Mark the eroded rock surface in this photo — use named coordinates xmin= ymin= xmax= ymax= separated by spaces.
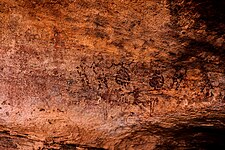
xmin=0 ymin=0 xmax=224 ymax=149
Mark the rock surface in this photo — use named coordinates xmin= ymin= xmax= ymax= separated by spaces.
xmin=0 ymin=0 xmax=224 ymax=149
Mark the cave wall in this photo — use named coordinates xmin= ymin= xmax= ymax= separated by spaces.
xmin=0 ymin=0 xmax=224 ymax=149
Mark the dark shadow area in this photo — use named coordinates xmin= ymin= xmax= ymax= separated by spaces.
xmin=112 ymin=113 xmax=225 ymax=150
xmin=177 ymin=39 xmax=224 ymax=62
xmin=171 ymin=39 xmax=225 ymax=73
xmin=168 ymin=0 xmax=225 ymax=35
xmin=141 ymin=115 xmax=225 ymax=150
xmin=154 ymin=125 xmax=225 ymax=150
xmin=193 ymin=0 xmax=225 ymax=36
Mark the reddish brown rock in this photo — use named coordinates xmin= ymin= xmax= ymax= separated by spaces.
xmin=0 ymin=0 xmax=224 ymax=149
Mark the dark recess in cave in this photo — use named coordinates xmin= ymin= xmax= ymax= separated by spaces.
xmin=168 ymin=0 xmax=225 ymax=35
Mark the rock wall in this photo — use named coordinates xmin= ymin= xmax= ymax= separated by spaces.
xmin=0 ymin=0 xmax=224 ymax=149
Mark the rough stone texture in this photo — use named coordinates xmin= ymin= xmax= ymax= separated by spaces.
xmin=0 ymin=0 xmax=224 ymax=149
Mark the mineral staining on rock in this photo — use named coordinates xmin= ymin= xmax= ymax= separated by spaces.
xmin=0 ymin=0 xmax=224 ymax=149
